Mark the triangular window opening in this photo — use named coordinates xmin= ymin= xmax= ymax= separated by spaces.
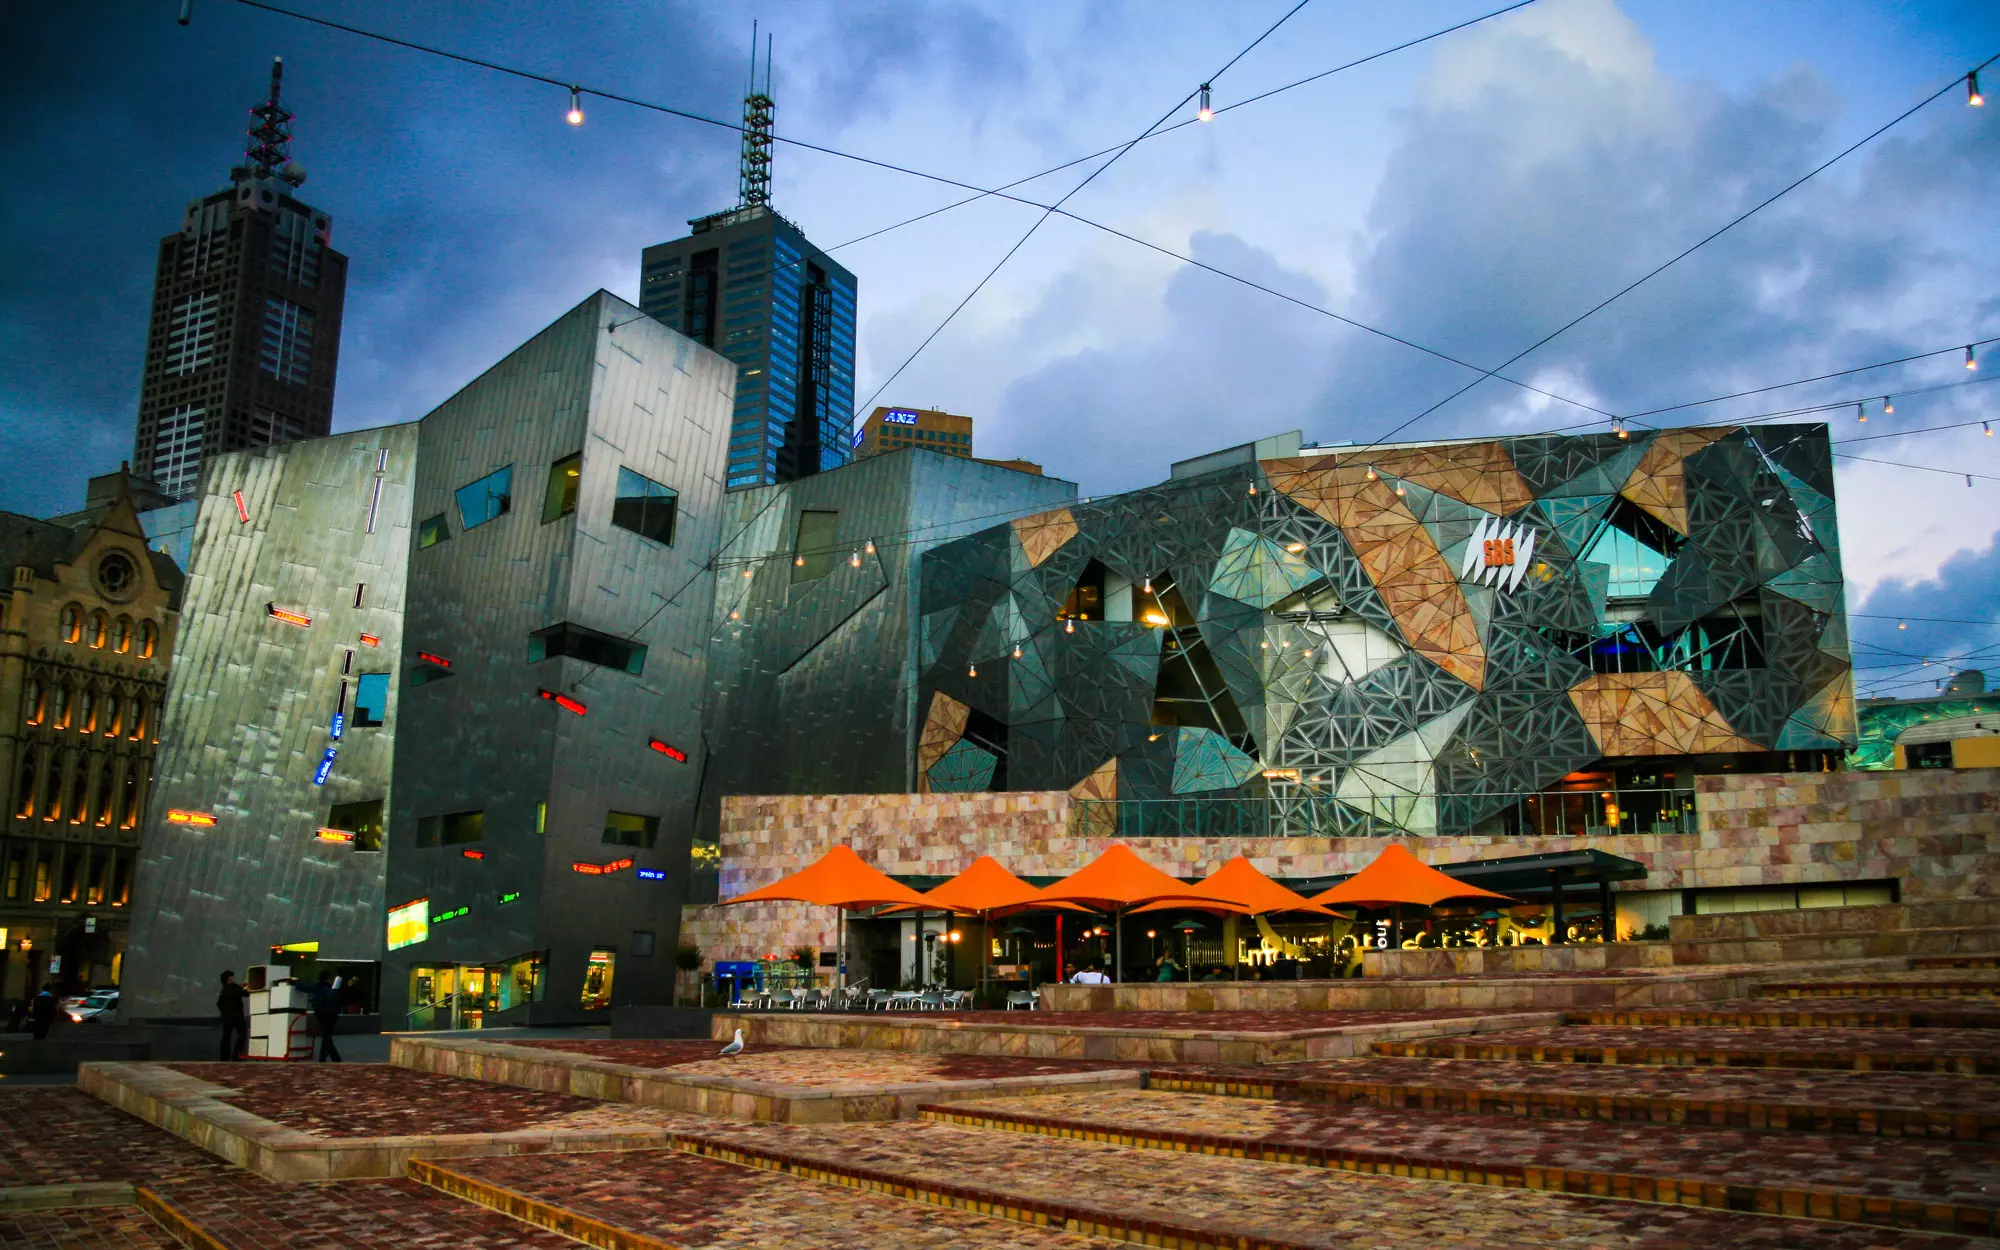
xmin=1057 ymin=558 xmax=1108 ymax=621
xmin=1148 ymin=577 xmax=1254 ymax=753
xmin=1582 ymin=498 xmax=1681 ymax=599
xmin=958 ymin=706 xmax=1009 ymax=791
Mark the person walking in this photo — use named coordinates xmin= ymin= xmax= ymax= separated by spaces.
xmin=217 ymin=970 xmax=249 ymax=1061
xmin=28 ymin=987 xmax=58 ymax=1040
xmin=307 ymin=971 xmax=342 ymax=1062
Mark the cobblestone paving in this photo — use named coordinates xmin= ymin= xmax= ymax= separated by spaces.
xmin=937 ymin=1009 xmax=1499 ymax=1029
xmin=513 ymin=1038 xmax=1147 ymax=1084
xmin=0 ymin=1206 xmax=182 ymax=1249
xmin=1385 ymin=1024 xmax=2000 ymax=1070
xmin=515 ymin=1038 xmax=767 ymax=1066
xmin=1571 ymin=998 xmax=2000 ymax=1028
xmin=437 ymin=1147 xmax=1126 ymax=1248
xmin=0 ymin=1089 xmax=232 ymax=1186
xmin=940 ymin=1088 xmax=2000 ymax=1209
xmin=1163 ymin=1054 xmax=2000 ymax=1117
xmin=166 ymin=1063 xmax=605 ymax=1138
xmin=673 ymin=1117 xmax=1993 ymax=1249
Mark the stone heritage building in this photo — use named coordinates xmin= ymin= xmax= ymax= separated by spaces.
xmin=0 ymin=477 xmax=182 ymax=998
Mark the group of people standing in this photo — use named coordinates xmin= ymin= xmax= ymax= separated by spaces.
xmin=216 ymin=969 xmax=345 ymax=1061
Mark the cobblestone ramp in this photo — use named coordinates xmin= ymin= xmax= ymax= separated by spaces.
xmin=1377 ymin=1024 xmax=2000 ymax=1072
xmin=591 ymin=1120 xmax=1989 ymax=1249
xmin=920 ymin=1087 xmax=2000 ymax=1237
xmin=1148 ymin=1055 xmax=2000 ymax=1139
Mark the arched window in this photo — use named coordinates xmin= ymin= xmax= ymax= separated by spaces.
xmin=104 ymin=695 xmax=122 ymax=738
xmin=113 ymin=616 xmax=132 ymax=654
xmin=23 ymin=678 xmax=43 ymax=726
xmin=94 ymin=763 xmax=116 ymax=827
xmin=13 ymin=747 xmax=37 ymax=819
xmin=79 ymin=688 xmax=97 ymax=735
xmin=52 ymin=684 xmax=71 ymax=730
xmin=41 ymin=757 xmax=63 ymax=822
xmin=69 ymin=763 xmax=88 ymax=825
xmin=88 ymin=610 xmax=108 ymax=649
xmin=140 ymin=620 xmax=158 ymax=659
xmin=119 ymin=767 xmax=141 ymax=829
xmin=59 ymin=604 xmax=81 ymax=644
xmin=130 ymin=697 xmax=148 ymax=742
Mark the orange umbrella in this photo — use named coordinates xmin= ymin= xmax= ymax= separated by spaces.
xmin=1308 ymin=844 xmax=1514 ymax=950
xmin=722 ymin=846 xmax=930 ymax=991
xmin=1038 ymin=844 xmax=1242 ymax=981
xmin=1132 ymin=856 xmax=1338 ymax=917
xmin=882 ymin=855 xmax=1090 ymax=989
xmin=1306 ymin=844 xmax=1514 ymax=910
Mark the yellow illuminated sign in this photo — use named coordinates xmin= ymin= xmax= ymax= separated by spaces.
xmin=386 ymin=897 xmax=430 ymax=950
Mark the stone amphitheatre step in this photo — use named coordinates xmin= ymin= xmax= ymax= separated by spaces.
xmin=651 ymin=1113 xmax=1997 ymax=1247
xmin=410 ymin=1151 xmax=1126 ymax=1250
xmin=1145 ymin=1056 xmax=2000 ymax=1141
xmin=1375 ymin=1025 xmax=2000 ymax=1073
xmin=921 ymin=1088 xmax=2000 ymax=1238
xmin=1757 ymin=976 xmax=2000 ymax=1000
xmin=1567 ymin=999 xmax=2000 ymax=1029
xmin=1914 ymin=955 xmax=2000 ymax=969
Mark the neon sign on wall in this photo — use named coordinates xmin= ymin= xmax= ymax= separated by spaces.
xmin=882 ymin=409 xmax=920 ymax=425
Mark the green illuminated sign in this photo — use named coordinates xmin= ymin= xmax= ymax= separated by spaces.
xmin=433 ymin=906 xmax=470 ymax=924
xmin=496 ymin=891 xmax=522 ymax=906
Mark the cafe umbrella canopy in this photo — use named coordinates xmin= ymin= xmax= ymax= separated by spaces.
xmin=886 ymin=855 xmax=1092 ymax=988
xmin=720 ymin=845 xmax=930 ymax=991
xmin=1307 ymin=843 xmax=1515 ymax=947
xmin=1134 ymin=855 xmax=1341 ymax=977
xmin=1037 ymin=844 xmax=1243 ymax=982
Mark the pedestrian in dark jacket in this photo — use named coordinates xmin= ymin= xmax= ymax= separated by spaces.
xmin=29 ymin=988 xmax=58 ymax=1040
xmin=217 ymin=970 xmax=250 ymax=1060
xmin=307 ymin=971 xmax=342 ymax=1062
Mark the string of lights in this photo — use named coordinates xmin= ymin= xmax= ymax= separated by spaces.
xmin=1363 ymin=53 xmax=1998 ymax=452
xmin=1622 ymin=337 xmax=2000 ymax=422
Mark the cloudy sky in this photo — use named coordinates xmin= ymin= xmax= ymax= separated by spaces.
xmin=3 ymin=0 xmax=1995 ymax=697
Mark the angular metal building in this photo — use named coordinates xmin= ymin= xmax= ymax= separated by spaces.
xmin=694 ymin=449 xmax=1077 ymax=898
xmin=382 ymin=292 xmax=733 ymax=1025
xmin=913 ymin=425 xmax=1853 ymax=839
xmin=122 ymin=424 xmax=417 ymax=1019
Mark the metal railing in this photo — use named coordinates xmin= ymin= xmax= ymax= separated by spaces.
xmin=1072 ymin=787 xmax=1699 ymax=840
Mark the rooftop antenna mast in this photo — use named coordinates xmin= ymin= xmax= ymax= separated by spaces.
xmin=738 ymin=24 xmax=774 ymax=208
xmin=245 ymin=56 xmax=306 ymax=187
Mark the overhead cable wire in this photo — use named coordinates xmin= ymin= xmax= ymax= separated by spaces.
xmin=1623 ymin=336 xmax=2000 ymax=422
xmin=849 ymin=0 xmax=1317 ymax=417
xmin=1367 ymin=51 xmax=2000 ymax=449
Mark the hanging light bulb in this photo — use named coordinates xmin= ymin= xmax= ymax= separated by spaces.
xmin=1394 ymin=482 xmax=1406 ymax=497
xmin=1898 ymin=620 xmax=1908 ymax=630
xmin=1971 ymin=70 xmax=1985 ymax=107
xmin=1248 ymin=481 xmax=1257 ymax=496
xmin=1197 ymin=82 xmax=1213 ymax=123
xmin=1065 ymin=618 xmax=1075 ymax=634
xmin=1856 ymin=402 xmax=1866 ymax=424
xmin=968 ymin=663 xmax=977 ymax=678
xmin=795 ymin=554 xmax=805 ymax=567
xmin=1882 ymin=396 xmax=1894 ymax=415
xmin=1967 ymin=344 xmax=1979 ymax=371
xmin=1365 ymin=465 xmax=1378 ymax=481
xmin=1142 ymin=577 xmax=1152 ymax=594
xmin=1969 ymin=474 xmax=1977 ymax=488
xmin=742 ymin=568 xmax=753 ymax=578
xmin=1013 ymin=644 xmax=1023 ymax=659
xmin=850 ymin=550 xmax=861 ymax=568
xmin=864 ymin=540 xmax=876 ymax=555
xmin=566 ymin=86 xmax=585 ymax=126
xmin=1984 ymin=421 xmax=1993 ymax=436
xmin=1612 ymin=419 xmax=1628 ymax=439
xmin=729 ymin=609 xmax=740 ymax=621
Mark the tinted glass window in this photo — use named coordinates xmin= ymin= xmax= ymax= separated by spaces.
xmin=528 ymin=623 xmax=646 ymax=675
xmin=418 ymin=810 xmax=484 ymax=846
xmin=353 ymin=673 xmax=390 ymax=727
xmin=328 ymin=799 xmax=385 ymax=851
xmin=543 ymin=453 xmax=581 ymax=523
xmin=792 ymin=510 xmax=838 ymax=582
xmin=602 ymin=811 xmax=658 ymax=847
xmin=612 ymin=467 xmax=677 ymax=545
xmin=455 ymin=465 xmax=514 ymax=531
xmin=417 ymin=514 xmax=449 ymax=549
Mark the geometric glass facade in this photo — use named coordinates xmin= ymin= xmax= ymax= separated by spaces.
xmin=915 ymin=424 xmax=1854 ymax=839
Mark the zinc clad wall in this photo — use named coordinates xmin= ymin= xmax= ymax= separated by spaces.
xmin=122 ymin=425 xmax=417 ymax=1019
xmin=385 ymin=291 xmax=733 ymax=1021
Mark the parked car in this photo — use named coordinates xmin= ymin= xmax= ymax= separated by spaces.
xmin=67 ymin=990 xmax=119 ymax=1025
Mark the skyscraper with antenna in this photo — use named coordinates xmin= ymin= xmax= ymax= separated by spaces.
xmin=132 ymin=58 xmax=347 ymax=499
xmin=639 ymin=26 xmax=856 ymax=489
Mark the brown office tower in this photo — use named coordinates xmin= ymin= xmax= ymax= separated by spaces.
xmin=132 ymin=58 xmax=346 ymax=500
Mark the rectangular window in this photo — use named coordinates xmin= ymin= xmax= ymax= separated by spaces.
xmin=630 ymin=930 xmax=656 ymax=958
xmin=543 ymin=453 xmax=581 ymax=523
xmin=1907 ymin=741 xmax=1955 ymax=770
xmin=611 ymin=467 xmax=677 ymax=546
xmin=353 ymin=673 xmax=390 ymax=727
xmin=259 ymin=297 xmax=315 ymax=385
xmin=418 ymin=513 xmax=449 ymax=549
xmin=455 ymin=465 xmax=514 ymax=531
xmin=601 ymin=811 xmax=659 ymax=848
xmin=328 ymin=798 xmax=386 ymax=852
xmin=528 ymin=623 xmax=646 ymax=675
xmin=792 ymin=509 xmax=839 ymax=582
xmin=164 ymin=293 xmax=220 ymax=376
xmin=417 ymin=810 xmax=484 ymax=847
xmin=580 ymin=949 xmax=615 ymax=1010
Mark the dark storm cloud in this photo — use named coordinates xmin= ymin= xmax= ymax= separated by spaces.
xmin=0 ymin=2 xmax=746 ymax=517
xmin=800 ymin=2 xmax=1028 ymax=129
xmin=1852 ymin=537 xmax=2000 ymax=698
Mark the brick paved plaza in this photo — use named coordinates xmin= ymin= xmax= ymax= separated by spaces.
xmin=5 ymin=948 xmax=1998 ymax=1248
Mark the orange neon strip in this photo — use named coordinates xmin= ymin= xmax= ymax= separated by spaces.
xmin=168 ymin=809 xmax=218 ymax=826
xmin=359 ymin=633 xmax=380 ymax=647
xmin=315 ymin=828 xmax=356 ymax=843
xmin=266 ymin=604 xmax=312 ymax=628
xmin=233 ymin=491 xmax=251 ymax=523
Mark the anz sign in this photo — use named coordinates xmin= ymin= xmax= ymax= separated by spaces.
xmin=882 ymin=409 xmax=920 ymax=425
